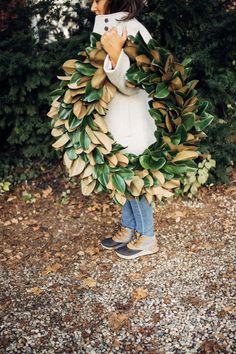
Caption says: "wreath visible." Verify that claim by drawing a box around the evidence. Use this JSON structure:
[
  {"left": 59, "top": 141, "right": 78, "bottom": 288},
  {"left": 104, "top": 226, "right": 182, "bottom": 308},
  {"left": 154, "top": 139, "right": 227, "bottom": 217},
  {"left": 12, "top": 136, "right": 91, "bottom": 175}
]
[{"left": 47, "top": 32, "right": 214, "bottom": 205}]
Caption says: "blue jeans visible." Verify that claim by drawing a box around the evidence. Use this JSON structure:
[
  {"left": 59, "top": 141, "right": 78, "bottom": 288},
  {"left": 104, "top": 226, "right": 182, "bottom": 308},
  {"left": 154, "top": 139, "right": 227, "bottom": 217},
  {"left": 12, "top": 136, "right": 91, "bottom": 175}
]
[{"left": 121, "top": 196, "right": 154, "bottom": 237}]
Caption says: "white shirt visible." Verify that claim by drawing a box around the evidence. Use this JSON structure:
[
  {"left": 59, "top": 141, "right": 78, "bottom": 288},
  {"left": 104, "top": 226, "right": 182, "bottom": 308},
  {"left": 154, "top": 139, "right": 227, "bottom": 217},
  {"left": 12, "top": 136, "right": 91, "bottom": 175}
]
[{"left": 92, "top": 12, "right": 156, "bottom": 155}]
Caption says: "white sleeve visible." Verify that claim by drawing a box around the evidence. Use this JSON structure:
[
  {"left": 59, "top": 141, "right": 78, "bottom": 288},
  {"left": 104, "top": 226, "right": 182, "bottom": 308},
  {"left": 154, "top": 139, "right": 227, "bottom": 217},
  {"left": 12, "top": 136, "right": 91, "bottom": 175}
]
[
  {"left": 103, "top": 23, "right": 152, "bottom": 96},
  {"left": 103, "top": 49, "right": 139, "bottom": 96}
]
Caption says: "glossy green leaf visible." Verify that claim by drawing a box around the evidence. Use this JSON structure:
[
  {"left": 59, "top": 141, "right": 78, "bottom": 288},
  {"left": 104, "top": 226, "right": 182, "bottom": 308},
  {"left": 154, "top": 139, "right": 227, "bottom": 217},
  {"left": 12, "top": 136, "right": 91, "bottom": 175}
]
[
  {"left": 154, "top": 82, "right": 169, "bottom": 99},
  {"left": 171, "top": 133, "right": 181, "bottom": 145},
  {"left": 182, "top": 112, "right": 195, "bottom": 131},
  {"left": 83, "top": 82, "right": 103, "bottom": 102},
  {"left": 139, "top": 155, "right": 166, "bottom": 170},
  {"left": 66, "top": 148, "right": 77, "bottom": 160},
  {"left": 69, "top": 114, "right": 83, "bottom": 129},
  {"left": 112, "top": 174, "right": 126, "bottom": 193},
  {"left": 194, "top": 115, "right": 214, "bottom": 131},
  {"left": 70, "top": 130, "right": 81, "bottom": 144},
  {"left": 93, "top": 148, "right": 104, "bottom": 164},
  {"left": 59, "top": 107, "right": 71, "bottom": 120},
  {"left": 75, "top": 62, "right": 97, "bottom": 77},
  {"left": 90, "top": 32, "right": 102, "bottom": 47},
  {"left": 79, "top": 130, "right": 91, "bottom": 150},
  {"left": 50, "top": 88, "right": 65, "bottom": 101},
  {"left": 197, "top": 101, "right": 209, "bottom": 115},
  {"left": 176, "top": 125, "right": 188, "bottom": 143},
  {"left": 96, "top": 164, "right": 110, "bottom": 186},
  {"left": 149, "top": 108, "right": 163, "bottom": 123}
]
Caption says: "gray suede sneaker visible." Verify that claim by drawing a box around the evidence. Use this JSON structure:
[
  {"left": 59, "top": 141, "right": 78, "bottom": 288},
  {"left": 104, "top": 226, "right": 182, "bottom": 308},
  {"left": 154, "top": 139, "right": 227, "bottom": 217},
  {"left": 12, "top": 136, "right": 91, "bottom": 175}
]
[
  {"left": 115, "top": 231, "right": 159, "bottom": 260},
  {"left": 101, "top": 225, "right": 134, "bottom": 250}
]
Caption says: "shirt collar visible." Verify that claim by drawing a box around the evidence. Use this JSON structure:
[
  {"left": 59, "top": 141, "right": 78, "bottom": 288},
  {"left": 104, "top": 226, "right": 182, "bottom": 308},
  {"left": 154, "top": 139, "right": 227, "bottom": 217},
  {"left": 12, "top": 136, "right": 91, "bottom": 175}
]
[{"left": 93, "top": 12, "right": 129, "bottom": 35}]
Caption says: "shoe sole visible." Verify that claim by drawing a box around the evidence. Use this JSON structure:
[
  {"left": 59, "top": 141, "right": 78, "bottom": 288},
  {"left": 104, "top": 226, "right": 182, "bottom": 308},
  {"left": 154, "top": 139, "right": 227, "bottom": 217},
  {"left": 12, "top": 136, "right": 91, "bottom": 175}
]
[
  {"left": 115, "top": 248, "right": 158, "bottom": 260},
  {"left": 101, "top": 242, "right": 127, "bottom": 250}
]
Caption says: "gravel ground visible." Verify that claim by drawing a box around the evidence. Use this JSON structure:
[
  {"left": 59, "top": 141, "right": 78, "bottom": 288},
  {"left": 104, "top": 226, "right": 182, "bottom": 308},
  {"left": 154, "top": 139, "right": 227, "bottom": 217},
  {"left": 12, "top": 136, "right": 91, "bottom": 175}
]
[{"left": 0, "top": 174, "right": 235, "bottom": 354}]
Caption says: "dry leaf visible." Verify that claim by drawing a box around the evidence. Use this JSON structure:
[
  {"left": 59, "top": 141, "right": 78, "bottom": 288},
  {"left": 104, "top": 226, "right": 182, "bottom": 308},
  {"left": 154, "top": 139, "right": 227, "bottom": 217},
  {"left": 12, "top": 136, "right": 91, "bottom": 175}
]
[
  {"left": 42, "top": 186, "right": 52, "bottom": 198},
  {"left": 28, "top": 287, "right": 43, "bottom": 296},
  {"left": 41, "top": 263, "right": 62, "bottom": 275},
  {"left": 81, "top": 277, "right": 97, "bottom": 288},
  {"left": 108, "top": 312, "right": 131, "bottom": 331},
  {"left": 132, "top": 287, "right": 149, "bottom": 300},
  {"left": 85, "top": 246, "right": 100, "bottom": 256}
]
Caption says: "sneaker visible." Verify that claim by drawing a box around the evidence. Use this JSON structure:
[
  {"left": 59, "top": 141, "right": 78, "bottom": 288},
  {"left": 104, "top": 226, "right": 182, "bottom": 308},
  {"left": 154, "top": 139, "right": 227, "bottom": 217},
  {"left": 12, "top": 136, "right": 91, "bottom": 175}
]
[
  {"left": 100, "top": 225, "right": 134, "bottom": 250},
  {"left": 115, "top": 231, "right": 159, "bottom": 260}
]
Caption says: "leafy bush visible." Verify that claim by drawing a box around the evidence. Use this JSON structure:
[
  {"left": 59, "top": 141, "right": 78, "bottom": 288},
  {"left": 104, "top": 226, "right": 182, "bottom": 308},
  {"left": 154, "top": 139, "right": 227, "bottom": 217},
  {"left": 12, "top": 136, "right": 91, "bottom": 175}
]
[{"left": 0, "top": 0, "right": 93, "bottom": 180}]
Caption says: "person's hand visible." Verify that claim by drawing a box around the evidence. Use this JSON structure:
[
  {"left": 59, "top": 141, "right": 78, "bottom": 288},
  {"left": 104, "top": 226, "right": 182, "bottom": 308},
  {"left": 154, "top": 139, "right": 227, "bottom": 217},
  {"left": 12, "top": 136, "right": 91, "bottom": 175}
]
[{"left": 101, "top": 27, "right": 128, "bottom": 68}]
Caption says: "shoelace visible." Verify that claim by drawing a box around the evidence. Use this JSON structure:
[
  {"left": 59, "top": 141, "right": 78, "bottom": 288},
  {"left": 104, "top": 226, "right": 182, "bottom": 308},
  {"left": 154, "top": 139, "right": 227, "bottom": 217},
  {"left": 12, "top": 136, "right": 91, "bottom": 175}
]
[
  {"left": 111, "top": 225, "right": 125, "bottom": 240},
  {"left": 129, "top": 231, "right": 142, "bottom": 246}
]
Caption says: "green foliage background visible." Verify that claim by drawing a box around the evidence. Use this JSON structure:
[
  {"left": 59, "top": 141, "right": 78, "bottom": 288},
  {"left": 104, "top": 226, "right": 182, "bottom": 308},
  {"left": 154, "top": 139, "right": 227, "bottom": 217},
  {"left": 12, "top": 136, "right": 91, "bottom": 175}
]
[{"left": 0, "top": 0, "right": 235, "bottom": 183}]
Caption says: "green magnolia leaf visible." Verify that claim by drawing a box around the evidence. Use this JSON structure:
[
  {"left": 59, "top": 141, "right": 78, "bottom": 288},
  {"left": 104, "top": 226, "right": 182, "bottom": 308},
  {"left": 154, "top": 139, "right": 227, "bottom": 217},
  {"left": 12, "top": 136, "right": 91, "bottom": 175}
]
[
  {"left": 79, "top": 130, "right": 91, "bottom": 150},
  {"left": 112, "top": 174, "right": 126, "bottom": 194},
  {"left": 69, "top": 114, "right": 83, "bottom": 129},
  {"left": 149, "top": 108, "right": 163, "bottom": 123},
  {"left": 181, "top": 57, "right": 192, "bottom": 66},
  {"left": 93, "top": 148, "right": 104, "bottom": 164},
  {"left": 171, "top": 134, "right": 181, "bottom": 145},
  {"left": 126, "top": 63, "right": 140, "bottom": 84},
  {"left": 143, "top": 176, "right": 151, "bottom": 187},
  {"left": 96, "top": 164, "right": 110, "bottom": 186},
  {"left": 154, "top": 82, "right": 169, "bottom": 99},
  {"left": 182, "top": 112, "right": 195, "bottom": 131},
  {"left": 197, "top": 101, "right": 209, "bottom": 115},
  {"left": 75, "top": 62, "right": 97, "bottom": 77},
  {"left": 70, "top": 130, "right": 81, "bottom": 144},
  {"left": 161, "top": 163, "right": 189, "bottom": 175},
  {"left": 66, "top": 148, "right": 77, "bottom": 160},
  {"left": 176, "top": 125, "right": 188, "bottom": 143},
  {"left": 194, "top": 114, "right": 214, "bottom": 131},
  {"left": 139, "top": 155, "right": 166, "bottom": 170},
  {"left": 50, "top": 88, "right": 65, "bottom": 101},
  {"left": 116, "top": 169, "right": 134, "bottom": 181},
  {"left": 147, "top": 38, "right": 159, "bottom": 50},
  {"left": 59, "top": 106, "right": 72, "bottom": 120},
  {"left": 70, "top": 71, "right": 83, "bottom": 84},
  {"left": 90, "top": 32, "right": 102, "bottom": 47},
  {"left": 83, "top": 81, "right": 103, "bottom": 102},
  {"left": 135, "top": 31, "right": 151, "bottom": 57},
  {"left": 158, "top": 48, "right": 170, "bottom": 66}
]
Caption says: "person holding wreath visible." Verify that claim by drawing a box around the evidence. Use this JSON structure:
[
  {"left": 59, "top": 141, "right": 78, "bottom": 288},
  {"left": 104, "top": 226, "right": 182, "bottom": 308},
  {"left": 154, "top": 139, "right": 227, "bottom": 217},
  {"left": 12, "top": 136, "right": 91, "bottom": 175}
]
[{"left": 90, "top": 0, "right": 159, "bottom": 260}]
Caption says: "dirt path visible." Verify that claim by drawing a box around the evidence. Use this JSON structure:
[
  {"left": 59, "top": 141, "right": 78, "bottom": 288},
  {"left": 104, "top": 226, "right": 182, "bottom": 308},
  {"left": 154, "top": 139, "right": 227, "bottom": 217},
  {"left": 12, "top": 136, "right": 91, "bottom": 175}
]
[{"left": 0, "top": 169, "right": 235, "bottom": 353}]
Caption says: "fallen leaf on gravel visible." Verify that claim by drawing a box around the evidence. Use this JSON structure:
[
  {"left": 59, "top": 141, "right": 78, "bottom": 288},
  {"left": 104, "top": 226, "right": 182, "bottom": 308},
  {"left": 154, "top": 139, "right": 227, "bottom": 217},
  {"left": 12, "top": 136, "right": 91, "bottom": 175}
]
[
  {"left": 183, "top": 295, "right": 208, "bottom": 307},
  {"left": 0, "top": 298, "right": 11, "bottom": 310},
  {"left": 152, "top": 312, "right": 161, "bottom": 323},
  {"left": 223, "top": 305, "right": 235, "bottom": 313},
  {"left": 3, "top": 249, "right": 13, "bottom": 254},
  {"left": 108, "top": 312, "right": 131, "bottom": 331},
  {"left": 42, "top": 186, "right": 53, "bottom": 198},
  {"left": 41, "top": 263, "right": 62, "bottom": 275},
  {"left": 198, "top": 339, "right": 226, "bottom": 353},
  {"left": 7, "top": 196, "right": 17, "bottom": 202},
  {"left": 81, "top": 277, "right": 97, "bottom": 288},
  {"left": 128, "top": 272, "right": 143, "bottom": 280},
  {"left": 24, "top": 219, "right": 38, "bottom": 226},
  {"left": 167, "top": 210, "right": 186, "bottom": 219},
  {"left": 28, "top": 287, "right": 44, "bottom": 295},
  {"left": 85, "top": 246, "right": 100, "bottom": 256},
  {"left": 132, "top": 287, "right": 149, "bottom": 301}
]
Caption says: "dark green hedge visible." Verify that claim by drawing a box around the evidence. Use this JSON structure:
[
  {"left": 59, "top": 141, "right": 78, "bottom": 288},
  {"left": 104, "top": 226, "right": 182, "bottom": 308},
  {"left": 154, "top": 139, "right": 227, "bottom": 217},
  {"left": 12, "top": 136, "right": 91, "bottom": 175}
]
[{"left": 0, "top": 0, "right": 235, "bottom": 183}]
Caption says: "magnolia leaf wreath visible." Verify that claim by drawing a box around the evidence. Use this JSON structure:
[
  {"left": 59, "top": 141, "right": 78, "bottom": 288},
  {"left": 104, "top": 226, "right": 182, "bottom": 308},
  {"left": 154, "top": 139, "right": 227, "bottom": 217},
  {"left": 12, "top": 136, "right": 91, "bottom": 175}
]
[{"left": 47, "top": 32, "right": 214, "bottom": 206}]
